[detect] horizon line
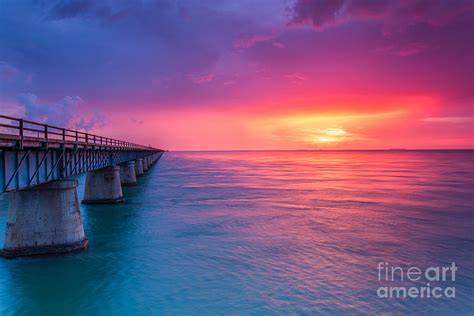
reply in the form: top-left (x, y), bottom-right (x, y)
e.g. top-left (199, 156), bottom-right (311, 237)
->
top-left (168, 148), bottom-right (474, 152)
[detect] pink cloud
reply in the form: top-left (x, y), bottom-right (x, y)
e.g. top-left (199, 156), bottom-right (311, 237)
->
top-left (284, 74), bottom-right (307, 81)
top-left (188, 73), bottom-right (216, 84)
top-left (373, 43), bottom-right (428, 57)
top-left (273, 41), bottom-right (285, 49)
top-left (233, 33), bottom-right (275, 49)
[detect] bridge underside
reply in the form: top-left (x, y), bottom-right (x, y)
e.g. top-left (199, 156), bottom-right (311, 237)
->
top-left (0, 151), bottom-right (163, 258)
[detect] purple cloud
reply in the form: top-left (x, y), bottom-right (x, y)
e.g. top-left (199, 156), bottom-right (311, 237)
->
top-left (373, 43), bottom-right (428, 57)
top-left (290, 0), bottom-right (345, 29)
top-left (16, 93), bottom-right (106, 131)
top-left (233, 33), bottom-right (276, 49)
top-left (188, 73), bottom-right (216, 84)
top-left (0, 61), bottom-right (20, 81)
top-left (289, 0), bottom-right (471, 31)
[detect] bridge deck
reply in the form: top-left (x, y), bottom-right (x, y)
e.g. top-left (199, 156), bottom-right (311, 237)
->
top-left (0, 133), bottom-right (150, 151)
top-left (0, 115), bottom-right (162, 192)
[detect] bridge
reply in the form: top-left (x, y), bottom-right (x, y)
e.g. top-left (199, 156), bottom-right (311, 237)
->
top-left (0, 114), bottom-right (164, 258)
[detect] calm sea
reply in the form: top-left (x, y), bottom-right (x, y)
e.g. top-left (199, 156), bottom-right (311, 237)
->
top-left (0, 151), bottom-right (473, 315)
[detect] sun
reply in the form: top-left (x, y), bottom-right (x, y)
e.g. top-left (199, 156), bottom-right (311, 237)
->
top-left (315, 136), bottom-right (335, 143)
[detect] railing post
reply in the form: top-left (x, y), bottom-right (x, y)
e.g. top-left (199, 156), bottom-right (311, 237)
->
top-left (44, 124), bottom-right (49, 149)
top-left (60, 128), bottom-right (66, 178)
top-left (75, 131), bottom-right (78, 142)
top-left (19, 119), bottom-right (24, 150)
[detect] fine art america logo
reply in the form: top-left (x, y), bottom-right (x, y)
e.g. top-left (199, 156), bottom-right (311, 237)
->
top-left (377, 262), bottom-right (457, 299)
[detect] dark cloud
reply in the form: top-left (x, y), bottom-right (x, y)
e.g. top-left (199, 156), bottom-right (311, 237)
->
top-left (290, 0), bottom-right (345, 28)
top-left (0, 0), bottom-right (261, 108)
top-left (37, 0), bottom-right (114, 20)
top-left (289, 0), bottom-right (472, 30)
top-left (0, 0), bottom-right (471, 118)
top-left (345, 0), bottom-right (390, 18)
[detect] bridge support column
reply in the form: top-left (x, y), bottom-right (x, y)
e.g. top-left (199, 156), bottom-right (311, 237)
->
top-left (120, 161), bottom-right (137, 186)
top-left (1, 179), bottom-right (88, 258)
top-left (83, 166), bottom-right (124, 204)
top-left (143, 157), bottom-right (149, 171)
top-left (135, 158), bottom-right (144, 177)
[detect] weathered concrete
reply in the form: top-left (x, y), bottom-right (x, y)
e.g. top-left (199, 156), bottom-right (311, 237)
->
top-left (82, 166), bottom-right (124, 204)
top-left (119, 161), bottom-right (137, 186)
top-left (143, 156), bottom-right (149, 171)
top-left (1, 179), bottom-right (88, 258)
top-left (135, 158), bottom-right (144, 177)
top-left (147, 156), bottom-right (151, 169)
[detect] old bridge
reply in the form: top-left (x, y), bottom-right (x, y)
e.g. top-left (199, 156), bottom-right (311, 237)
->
top-left (0, 114), bottom-right (164, 258)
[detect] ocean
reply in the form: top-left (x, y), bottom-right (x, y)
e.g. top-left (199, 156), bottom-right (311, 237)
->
top-left (0, 150), bottom-right (473, 314)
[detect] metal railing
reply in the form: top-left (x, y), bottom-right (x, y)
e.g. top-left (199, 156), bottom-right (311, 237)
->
top-left (0, 114), bottom-right (154, 150)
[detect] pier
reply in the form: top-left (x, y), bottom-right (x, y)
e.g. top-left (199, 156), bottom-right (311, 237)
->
top-left (0, 115), bottom-right (164, 258)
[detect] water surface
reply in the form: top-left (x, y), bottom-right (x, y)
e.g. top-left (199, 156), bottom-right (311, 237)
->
top-left (0, 151), bottom-right (473, 314)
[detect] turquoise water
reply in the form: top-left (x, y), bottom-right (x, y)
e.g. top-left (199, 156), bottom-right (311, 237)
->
top-left (0, 151), bottom-right (473, 315)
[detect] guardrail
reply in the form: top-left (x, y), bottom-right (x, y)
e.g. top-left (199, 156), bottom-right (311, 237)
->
top-left (0, 114), bottom-right (154, 150)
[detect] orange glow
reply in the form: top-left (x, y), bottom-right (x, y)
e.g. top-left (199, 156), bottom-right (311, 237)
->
top-left (87, 94), bottom-right (473, 150)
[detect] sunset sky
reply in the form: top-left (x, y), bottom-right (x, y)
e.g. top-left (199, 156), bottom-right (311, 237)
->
top-left (1, 0), bottom-right (473, 150)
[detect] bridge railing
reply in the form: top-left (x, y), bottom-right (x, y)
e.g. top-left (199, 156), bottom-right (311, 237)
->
top-left (0, 114), bottom-right (153, 150)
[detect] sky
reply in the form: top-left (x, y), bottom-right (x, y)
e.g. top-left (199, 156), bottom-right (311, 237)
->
top-left (0, 0), bottom-right (473, 150)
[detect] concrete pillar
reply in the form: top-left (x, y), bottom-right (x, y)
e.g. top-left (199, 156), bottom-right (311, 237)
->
top-left (82, 166), bottom-right (124, 204)
top-left (143, 156), bottom-right (149, 171)
top-left (135, 158), bottom-right (144, 177)
top-left (1, 179), bottom-right (88, 258)
top-left (120, 161), bottom-right (137, 186)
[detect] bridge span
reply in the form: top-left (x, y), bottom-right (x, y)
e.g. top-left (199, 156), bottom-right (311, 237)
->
top-left (0, 115), bottom-right (164, 258)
